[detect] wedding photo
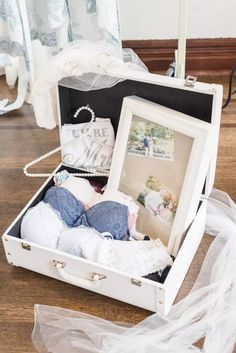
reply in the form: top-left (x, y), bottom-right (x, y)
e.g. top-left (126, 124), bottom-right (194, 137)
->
top-left (137, 176), bottom-right (178, 226)
top-left (127, 119), bottom-right (174, 160)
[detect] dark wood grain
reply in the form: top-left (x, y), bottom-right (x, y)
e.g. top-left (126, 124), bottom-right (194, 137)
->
top-left (123, 38), bottom-right (236, 76)
top-left (0, 75), bottom-right (235, 353)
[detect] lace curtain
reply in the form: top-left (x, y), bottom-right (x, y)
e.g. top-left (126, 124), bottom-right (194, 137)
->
top-left (0, 0), bottom-right (121, 114)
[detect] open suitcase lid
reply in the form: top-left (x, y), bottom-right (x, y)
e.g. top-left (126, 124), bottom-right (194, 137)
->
top-left (58, 69), bottom-right (222, 197)
top-left (57, 69), bottom-right (222, 254)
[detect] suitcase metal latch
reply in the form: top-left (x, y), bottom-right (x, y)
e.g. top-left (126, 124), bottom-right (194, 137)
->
top-left (131, 278), bottom-right (142, 287)
top-left (184, 75), bottom-right (197, 87)
top-left (91, 272), bottom-right (107, 280)
top-left (53, 260), bottom-right (66, 268)
top-left (21, 242), bottom-right (31, 251)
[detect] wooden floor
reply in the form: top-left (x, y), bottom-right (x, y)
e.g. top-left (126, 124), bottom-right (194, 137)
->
top-left (0, 75), bottom-right (235, 353)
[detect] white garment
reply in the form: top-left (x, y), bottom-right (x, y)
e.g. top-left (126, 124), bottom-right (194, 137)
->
top-left (58, 227), bottom-right (111, 261)
top-left (58, 227), bottom-right (173, 277)
top-left (145, 190), bottom-right (164, 211)
top-left (99, 188), bottom-right (139, 216)
top-left (21, 201), bottom-right (66, 249)
top-left (60, 177), bottom-right (139, 216)
top-left (148, 139), bottom-right (154, 157)
top-left (60, 176), bottom-right (96, 207)
top-left (61, 118), bottom-right (115, 171)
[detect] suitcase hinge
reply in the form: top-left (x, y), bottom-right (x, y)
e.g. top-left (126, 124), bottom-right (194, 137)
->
top-left (184, 75), bottom-right (197, 88)
top-left (156, 286), bottom-right (164, 311)
top-left (21, 242), bottom-right (31, 251)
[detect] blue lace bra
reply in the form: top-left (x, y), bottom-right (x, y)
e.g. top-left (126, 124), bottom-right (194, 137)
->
top-left (44, 186), bottom-right (129, 240)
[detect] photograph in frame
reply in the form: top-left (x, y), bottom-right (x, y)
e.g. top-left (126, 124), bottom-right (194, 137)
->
top-left (108, 96), bottom-right (212, 255)
top-left (119, 114), bottom-right (193, 246)
top-left (127, 120), bottom-right (174, 161)
top-left (137, 176), bottom-right (178, 228)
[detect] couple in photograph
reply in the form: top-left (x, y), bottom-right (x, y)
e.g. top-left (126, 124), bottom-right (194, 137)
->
top-left (144, 188), bottom-right (175, 224)
top-left (143, 135), bottom-right (154, 157)
top-left (137, 176), bottom-right (178, 227)
top-left (127, 120), bottom-right (174, 161)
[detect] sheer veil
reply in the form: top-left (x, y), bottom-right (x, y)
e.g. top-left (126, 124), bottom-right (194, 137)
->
top-left (32, 189), bottom-right (236, 353)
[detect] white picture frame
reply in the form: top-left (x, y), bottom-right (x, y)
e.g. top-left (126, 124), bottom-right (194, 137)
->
top-left (107, 96), bottom-right (212, 256)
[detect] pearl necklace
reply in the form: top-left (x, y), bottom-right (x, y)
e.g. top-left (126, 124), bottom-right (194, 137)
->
top-left (23, 146), bottom-right (110, 178)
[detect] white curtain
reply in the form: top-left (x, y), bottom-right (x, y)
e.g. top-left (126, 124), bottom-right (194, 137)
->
top-left (0, 0), bottom-right (121, 114)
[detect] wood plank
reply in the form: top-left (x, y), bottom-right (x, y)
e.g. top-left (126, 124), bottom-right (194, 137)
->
top-left (123, 38), bottom-right (236, 76)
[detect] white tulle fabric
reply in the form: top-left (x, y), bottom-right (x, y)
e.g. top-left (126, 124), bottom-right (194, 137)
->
top-left (32, 189), bottom-right (236, 353)
top-left (31, 40), bottom-right (147, 130)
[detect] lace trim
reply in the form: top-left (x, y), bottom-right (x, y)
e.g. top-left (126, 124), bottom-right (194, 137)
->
top-left (104, 240), bottom-right (173, 276)
top-left (61, 224), bottom-right (114, 240)
top-left (44, 202), bottom-right (69, 230)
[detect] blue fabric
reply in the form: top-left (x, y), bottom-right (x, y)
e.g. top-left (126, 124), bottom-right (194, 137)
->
top-left (54, 170), bottom-right (70, 185)
top-left (75, 201), bottom-right (130, 240)
top-left (44, 186), bottom-right (129, 240)
top-left (143, 137), bottom-right (149, 147)
top-left (44, 186), bottom-right (85, 227)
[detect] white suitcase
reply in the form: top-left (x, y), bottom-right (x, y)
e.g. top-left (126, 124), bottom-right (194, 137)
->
top-left (2, 70), bottom-right (222, 315)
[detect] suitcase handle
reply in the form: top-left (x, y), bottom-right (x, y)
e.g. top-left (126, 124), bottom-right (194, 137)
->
top-left (54, 261), bottom-right (106, 289)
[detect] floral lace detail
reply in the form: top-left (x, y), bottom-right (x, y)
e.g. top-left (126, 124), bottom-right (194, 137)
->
top-left (0, 40), bottom-right (24, 56)
top-left (104, 239), bottom-right (173, 276)
top-left (0, 0), bottom-right (19, 23)
top-left (75, 201), bottom-right (129, 240)
top-left (30, 30), bottom-right (57, 47)
top-left (86, 0), bottom-right (97, 13)
top-left (44, 186), bottom-right (85, 227)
